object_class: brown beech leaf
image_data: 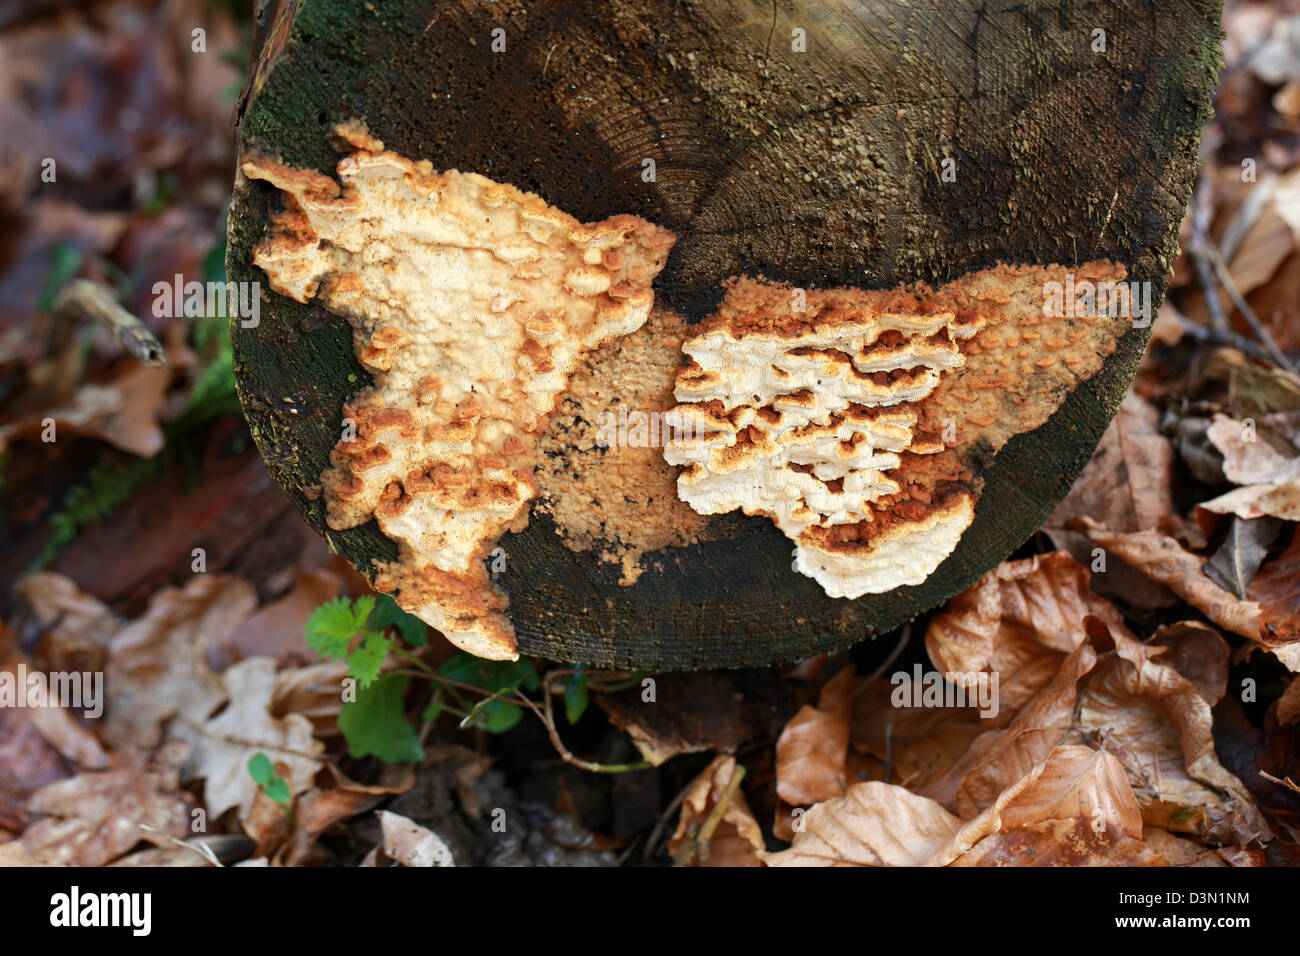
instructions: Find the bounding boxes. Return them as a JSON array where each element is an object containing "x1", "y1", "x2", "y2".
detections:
[
  {"x1": 102, "y1": 575, "x2": 257, "y2": 749},
  {"x1": 1200, "y1": 482, "x2": 1300, "y2": 522},
  {"x1": 1148, "y1": 623, "x2": 1231, "y2": 707},
  {"x1": 1141, "y1": 827, "x2": 1229, "y2": 866},
  {"x1": 1069, "y1": 517, "x2": 1266, "y2": 643},
  {"x1": 947, "y1": 641, "x2": 1100, "y2": 818},
  {"x1": 361, "y1": 811, "x2": 455, "y2": 867},
  {"x1": 0, "y1": 362, "x2": 170, "y2": 457},
  {"x1": 1077, "y1": 620, "x2": 1270, "y2": 843},
  {"x1": 243, "y1": 788, "x2": 291, "y2": 860},
  {"x1": 182, "y1": 656, "x2": 323, "y2": 820},
  {"x1": 19, "y1": 742, "x2": 195, "y2": 867},
  {"x1": 1047, "y1": 393, "x2": 1185, "y2": 537},
  {"x1": 670, "y1": 755, "x2": 765, "y2": 867},
  {"x1": 220, "y1": 570, "x2": 342, "y2": 670},
  {"x1": 1245, "y1": 525, "x2": 1300, "y2": 672},
  {"x1": 0, "y1": 693, "x2": 73, "y2": 835},
  {"x1": 271, "y1": 660, "x2": 350, "y2": 737},
  {"x1": 0, "y1": 840, "x2": 61, "y2": 866},
  {"x1": 1205, "y1": 413, "x2": 1300, "y2": 486},
  {"x1": 761, "y1": 781, "x2": 962, "y2": 867},
  {"x1": 935, "y1": 745, "x2": 1161, "y2": 867},
  {"x1": 848, "y1": 678, "x2": 984, "y2": 797},
  {"x1": 15, "y1": 572, "x2": 117, "y2": 674},
  {"x1": 26, "y1": 702, "x2": 107, "y2": 771},
  {"x1": 925, "y1": 552, "x2": 1126, "y2": 727},
  {"x1": 775, "y1": 666, "x2": 853, "y2": 806},
  {"x1": 1202, "y1": 516, "x2": 1285, "y2": 598},
  {"x1": 1278, "y1": 676, "x2": 1300, "y2": 726},
  {"x1": 1046, "y1": 394, "x2": 1189, "y2": 607}
]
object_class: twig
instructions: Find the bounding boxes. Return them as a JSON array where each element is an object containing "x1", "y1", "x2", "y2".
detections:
[
  {"x1": 674, "y1": 762, "x2": 746, "y2": 866},
  {"x1": 514, "y1": 689, "x2": 650, "y2": 774},
  {"x1": 1175, "y1": 315, "x2": 1278, "y2": 365},
  {"x1": 1200, "y1": 238, "x2": 1297, "y2": 373},
  {"x1": 1189, "y1": 176, "x2": 1228, "y2": 334},
  {"x1": 866, "y1": 622, "x2": 912, "y2": 682},
  {"x1": 1259, "y1": 770, "x2": 1300, "y2": 795},
  {"x1": 1186, "y1": 175, "x2": 1295, "y2": 372},
  {"x1": 638, "y1": 776, "x2": 697, "y2": 863},
  {"x1": 55, "y1": 279, "x2": 165, "y2": 367}
]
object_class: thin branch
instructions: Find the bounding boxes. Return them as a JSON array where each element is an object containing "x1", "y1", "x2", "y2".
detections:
[{"x1": 55, "y1": 279, "x2": 165, "y2": 367}]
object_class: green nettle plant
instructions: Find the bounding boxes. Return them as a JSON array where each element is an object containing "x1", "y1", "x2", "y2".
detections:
[{"x1": 304, "y1": 594, "x2": 649, "y2": 771}]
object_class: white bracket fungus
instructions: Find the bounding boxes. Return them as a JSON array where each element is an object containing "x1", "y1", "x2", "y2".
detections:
[
  {"x1": 243, "y1": 123, "x2": 675, "y2": 659},
  {"x1": 664, "y1": 263, "x2": 1133, "y2": 598}
]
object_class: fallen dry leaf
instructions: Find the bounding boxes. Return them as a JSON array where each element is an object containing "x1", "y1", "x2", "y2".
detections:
[
  {"x1": 1246, "y1": 525, "x2": 1300, "y2": 671},
  {"x1": 1046, "y1": 393, "x2": 1191, "y2": 607},
  {"x1": 849, "y1": 678, "x2": 985, "y2": 798},
  {"x1": 1201, "y1": 481, "x2": 1300, "y2": 521},
  {"x1": 15, "y1": 572, "x2": 117, "y2": 675},
  {"x1": 0, "y1": 362, "x2": 169, "y2": 457},
  {"x1": 1278, "y1": 676, "x2": 1300, "y2": 726},
  {"x1": 935, "y1": 745, "x2": 1161, "y2": 867},
  {"x1": 1069, "y1": 517, "x2": 1267, "y2": 643},
  {"x1": 181, "y1": 656, "x2": 323, "y2": 820},
  {"x1": 1138, "y1": 827, "x2": 1228, "y2": 866},
  {"x1": 220, "y1": 570, "x2": 342, "y2": 670},
  {"x1": 19, "y1": 742, "x2": 195, "y2": 866},
  {"x1": 925, "y1": 552, "x2": 1125, "y2": 727},
  {"x1": 762, "y1": 781, "x2": 962, "y2": 867},
  {"x1": 948, "y1": 641, "x2": 1099, "y2": 818},
  {"x1": 26, "y1": 702, "x2": 107, "y2": 771},
  {"x1": 775, "y1": 665, "x2": 852, "y2": 806},
  {"x1": 1205, "y1": 412, "x2": 1300, "y2": 485},
  {"x1": 102, "y1": 574, "x2": 257, "y2": 749},
  {"x1": 1077, "y1": 620, "x2": 1270, "y2": 844},
  {"x1": 1202, "y1": 515, "x2": 1285, "y2": 597},
  {"x1": 1048, "y1": 393, "x2": 1186, "y2": 537},
  {"x1": 670, "y1": 755, "x2": 765, "y2": 867},
  {"x1": 0, "y1": 840, "x2": 62, "y2": 866},
  {"x1": 368, "y1": 810, "x2": 454, "y2": 867},
  {"x1": 271, "y1": 660, "x2": 349, "y2": 736}
]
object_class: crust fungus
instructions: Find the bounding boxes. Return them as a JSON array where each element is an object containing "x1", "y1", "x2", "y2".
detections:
[
  {"x1": 242, "y1": 123, "x2": 675, "y2": 659},
  {"x1": 663, "y1": 262, "x2": 1133, "y2": 598}
]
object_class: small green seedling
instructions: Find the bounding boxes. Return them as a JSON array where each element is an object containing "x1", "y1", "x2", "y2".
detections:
[{"x1": 247, "y1": 752, "x2": 291, "y2": 806}]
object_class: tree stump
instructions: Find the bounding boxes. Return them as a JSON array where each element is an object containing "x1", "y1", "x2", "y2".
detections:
[{"x1": 227, "y1": 0, "x2": 1223, "y2": 668}]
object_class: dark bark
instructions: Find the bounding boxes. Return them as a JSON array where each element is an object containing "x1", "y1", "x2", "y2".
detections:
[{"x1": 228, "y1": 0, "x2": 1222, "y2": 668}]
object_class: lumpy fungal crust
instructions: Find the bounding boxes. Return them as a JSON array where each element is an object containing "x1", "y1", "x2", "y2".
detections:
[
  {"x1": 242, "y1": 123, "x2": 1134, "y2": 651},
  {"x1": 243, "y1": 123, "x2": 675, "y2": 659},
  {"x1": 663, "y1": 262, "x2": 1132, "y2": 598}
]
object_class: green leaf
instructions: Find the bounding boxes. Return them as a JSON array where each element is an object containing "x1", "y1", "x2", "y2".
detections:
[
  {"x1": 368, "y1": 593, "x2": 428, "y2": 646},
  {"x1": 263, "y1": 778, "x2": 292, "y2": 806},
  {"x1": 564, "y1": 670, "x2": 589, "y2": 725},
  {"x1": 305, "y1": 595, "x2": 376, "y2": 661},
  {"x1": 435, "y1": 654, "x2": 536, "y2": 734},
  {"x1": 438, "y1": 653, "x2": 537, "y2": 695},
  {"x1": 461, "y1": 695, "x2": 523, "y2": 734},
  {"x1": 338, "y1": 674, "x2": 425, "y2": 763},
  {"x1": 346, "y1": 631, "x2": 393, "y2": 689},
  {"x1": 247, "y1": 752, "x2": 276, "y2": 787}
]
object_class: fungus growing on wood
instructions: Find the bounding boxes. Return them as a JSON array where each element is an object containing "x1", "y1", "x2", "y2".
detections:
[
  {"x1": 227, "y1": 0, "x2": 1217, "y2": 668},
  {"x1": 242, "y1": 124, "x2": 675, "y2": 659},
  {"x1": 664, "y1": 262, "x2": 1133, "y2": 598}
]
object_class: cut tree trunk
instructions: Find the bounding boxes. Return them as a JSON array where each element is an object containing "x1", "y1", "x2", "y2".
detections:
[{"x1": 227, "y1": 0, "x2": 1222, "y2": 669}]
